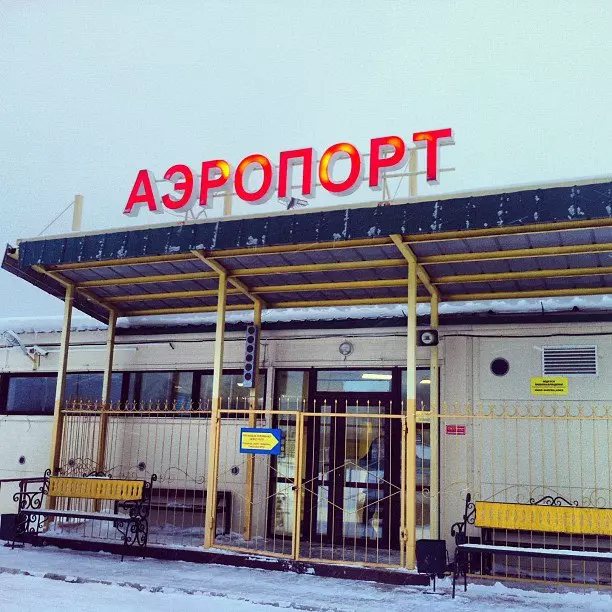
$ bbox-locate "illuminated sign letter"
[412,128,454,184]
[161,164,198,212]
[123,170,161,217]
[278,148,315,199]
[235,154,276,204]
[319,142,362,195]
[369,136,407,190]
[199,159,231,208]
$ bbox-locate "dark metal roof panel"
[16,181,612,267]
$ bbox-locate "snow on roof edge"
[0,295,609,335]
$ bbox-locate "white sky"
[0,1,611,317]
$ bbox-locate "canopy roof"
[3,177,612,324]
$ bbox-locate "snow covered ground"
[0,544,611,611]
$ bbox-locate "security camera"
[1,331,49,362]
[27,346,49,357]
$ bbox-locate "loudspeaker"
[0,514,18,541]
[243,324,259,388]
[418,329,439,346]
[416,538,447,577]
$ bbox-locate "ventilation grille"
[542,345,598,377]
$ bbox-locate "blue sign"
[239,428,282,455]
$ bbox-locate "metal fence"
[21,398,612,585]
[438,402,612,586]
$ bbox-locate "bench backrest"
[48,476,145,501]
[475,501,612,536]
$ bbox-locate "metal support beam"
[77,258,408,289]
[432,265,612,285]
[204,273,227,549]
[244,301,263,540]
[419,242,612,265]
[32,265,116,316]
[96,310,116,472]
[49,284,74,487]
[405,259,418,569]
[390,235,436,296]
[192,250,267,309]
[389,234,432,570]
[429,294,440,539]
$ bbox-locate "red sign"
[123,129,454,217]
[446,424,467,436]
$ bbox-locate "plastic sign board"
[123,129,454,217]
[239,428,282,455]
[445,424,467,436]
[530,377,569,396]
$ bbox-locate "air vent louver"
[542,345,598,377]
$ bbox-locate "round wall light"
[339,341,354,357]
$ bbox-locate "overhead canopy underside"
[3,178,612,324]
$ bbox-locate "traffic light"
[243,324,259,388]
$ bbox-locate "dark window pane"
[199,373,265,413]
[316,370,393,393]
[140,372,193,408]
[173,372,194,410]
[6,376,56,414]
[65,372,123,404]
[401,369,431,411]
[140,372,173,405]
[274,370,308,411]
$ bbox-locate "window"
[65,372,123,404]
[199,372,266,413]
[316,370,393,393]
[125,371,195,409]
[401,369,432,411]
[274,370,309,411]
[4,375,57,414]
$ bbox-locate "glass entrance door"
[303,370,401,548]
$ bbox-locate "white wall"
[1,320,610,544]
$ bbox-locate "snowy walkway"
[0,544,611,611]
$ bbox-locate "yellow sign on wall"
[530,376,568,395]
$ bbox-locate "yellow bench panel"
[49,477,144,501]
[475,501,612,536]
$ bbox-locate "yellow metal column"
[96,310,117,472]
[292,411,305,560]
[204,272,227,549]
[405,258,418,569]
[429,294,440,539]
[49,284,74,480]
[244,300,263,540]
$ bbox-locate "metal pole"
[49,285,74,495]
[72,195,84,231]
[204,272,227,548]
[409,149,418,197]
[405,260,418,569]
[244,300,263,540]
[96,310,117,472]
[292,412,305,560]
[223,190,232,217]
[429,294,440,539]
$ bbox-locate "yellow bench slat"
[48,477,144,501]
[475,501,612,536]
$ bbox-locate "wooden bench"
[451,493,612,597]
[12,469,157,560]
